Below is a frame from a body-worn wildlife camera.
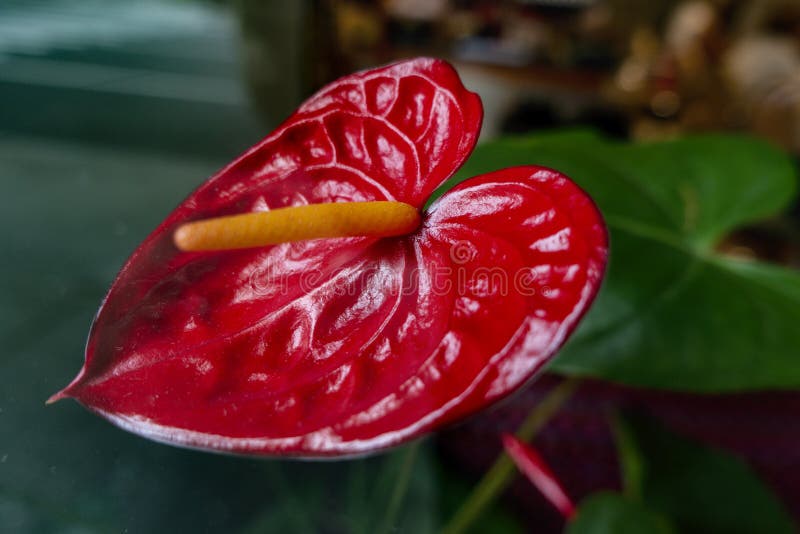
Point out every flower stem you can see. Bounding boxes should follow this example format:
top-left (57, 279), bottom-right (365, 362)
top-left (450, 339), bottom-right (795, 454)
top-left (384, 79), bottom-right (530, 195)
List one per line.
top-left (377, 441), bottom-right (421, 534)
top-left (439, 377), bottom-right (582, 534)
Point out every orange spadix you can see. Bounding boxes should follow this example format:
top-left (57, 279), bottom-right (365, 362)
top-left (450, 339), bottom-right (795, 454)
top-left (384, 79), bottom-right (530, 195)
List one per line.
top-left (173, 201), bottom-right (421, 252)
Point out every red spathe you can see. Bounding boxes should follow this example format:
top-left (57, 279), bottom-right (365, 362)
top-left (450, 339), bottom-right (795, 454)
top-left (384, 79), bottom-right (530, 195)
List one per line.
top-left (54, 58), bottom-right (607, 456)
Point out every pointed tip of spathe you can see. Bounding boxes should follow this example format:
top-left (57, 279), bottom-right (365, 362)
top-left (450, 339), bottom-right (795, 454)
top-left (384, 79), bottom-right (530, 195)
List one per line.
top-left (47, 367), bottom-right (89, 406)
top-left (46, 377), bottom-right (81, 405)
top-left (45, 389), bottom-right (69, 405)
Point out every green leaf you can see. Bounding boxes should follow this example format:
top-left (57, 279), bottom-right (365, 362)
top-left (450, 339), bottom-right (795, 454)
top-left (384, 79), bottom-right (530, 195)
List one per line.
top-left (567, 492), bottom-right (676, 534)
top-left (621, 416), bottom-right (796, 534)
top-left (453, 131), bottom-right (800, 391)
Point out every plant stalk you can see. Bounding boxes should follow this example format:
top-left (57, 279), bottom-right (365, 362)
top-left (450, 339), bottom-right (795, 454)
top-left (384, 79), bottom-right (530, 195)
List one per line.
top-left (377, 441), bottom-right (421, 534)
top-left (440, 377), bottom-right (583, 534)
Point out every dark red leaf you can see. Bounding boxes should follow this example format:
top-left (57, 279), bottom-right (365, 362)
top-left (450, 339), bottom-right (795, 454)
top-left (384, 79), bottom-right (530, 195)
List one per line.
top-left (53, 58), bottom-right (607, 456)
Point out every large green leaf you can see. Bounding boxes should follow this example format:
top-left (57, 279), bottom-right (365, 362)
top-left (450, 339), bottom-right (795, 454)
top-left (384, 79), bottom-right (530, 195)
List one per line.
top-left (448, 132), bottom-right (800, 391)
top-left (617, 416), bottom-right (796, 534)
top-left (566, 492), bottom-right (676, 534)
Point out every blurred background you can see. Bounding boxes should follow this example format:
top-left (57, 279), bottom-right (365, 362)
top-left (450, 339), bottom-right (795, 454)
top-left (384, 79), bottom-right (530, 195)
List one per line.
top-left (5, 0), bottom-right (800, 155)
top-left (2, 0), bottom-right (800, 532)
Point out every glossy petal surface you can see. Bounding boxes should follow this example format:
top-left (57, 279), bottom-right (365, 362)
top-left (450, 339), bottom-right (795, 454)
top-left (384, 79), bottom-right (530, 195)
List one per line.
top-left (56, 59), bottom-right (606, 456)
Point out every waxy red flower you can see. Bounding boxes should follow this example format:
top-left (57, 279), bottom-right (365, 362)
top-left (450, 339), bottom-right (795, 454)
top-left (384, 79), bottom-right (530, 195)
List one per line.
top-left (52, 58), bottom-right (607, 456)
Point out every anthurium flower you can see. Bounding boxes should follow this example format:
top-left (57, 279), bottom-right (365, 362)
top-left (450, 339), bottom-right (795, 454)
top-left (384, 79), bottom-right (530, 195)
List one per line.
top-left (51, 58), bottom-right (607, 456)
